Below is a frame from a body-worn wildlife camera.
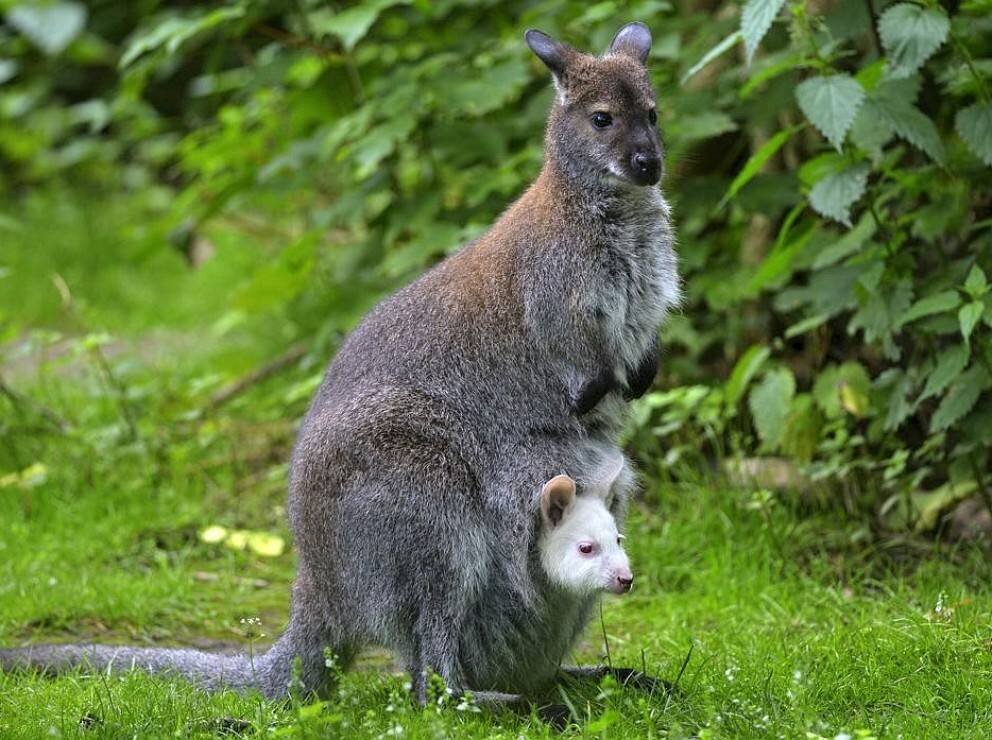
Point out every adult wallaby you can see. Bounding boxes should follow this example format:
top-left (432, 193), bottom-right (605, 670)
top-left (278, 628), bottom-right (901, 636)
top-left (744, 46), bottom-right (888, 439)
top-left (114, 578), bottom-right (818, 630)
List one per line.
top-left (1, 22), bottom-right (679, 707)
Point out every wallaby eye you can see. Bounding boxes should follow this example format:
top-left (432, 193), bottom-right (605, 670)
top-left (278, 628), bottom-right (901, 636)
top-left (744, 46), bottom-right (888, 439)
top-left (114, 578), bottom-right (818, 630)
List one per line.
top-left (591, 112), bottom-right (613, 129)
top-left (578, 542), bottom-right (595, 555)
top-left (648, 109), bottom-right (657, 125)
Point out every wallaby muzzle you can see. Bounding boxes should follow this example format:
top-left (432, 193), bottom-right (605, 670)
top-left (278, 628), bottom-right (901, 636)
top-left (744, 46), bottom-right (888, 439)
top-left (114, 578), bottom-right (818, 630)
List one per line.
top-left (630, 150), bottom-right (661, 186)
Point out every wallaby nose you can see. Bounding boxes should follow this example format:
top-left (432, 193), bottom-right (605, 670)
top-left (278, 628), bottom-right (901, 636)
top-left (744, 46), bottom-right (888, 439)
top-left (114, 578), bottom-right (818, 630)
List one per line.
top-left (630, 152), bottom-right (661, 185)
top-left (615, 571), bottom-right (634, 593)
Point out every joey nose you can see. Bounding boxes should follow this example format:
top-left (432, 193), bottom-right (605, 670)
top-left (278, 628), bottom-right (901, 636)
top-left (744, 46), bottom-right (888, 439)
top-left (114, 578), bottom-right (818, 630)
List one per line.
top-left (615, 570), bottom-right (634, 593)
top-left (630, 152), bottom-right (661, 185)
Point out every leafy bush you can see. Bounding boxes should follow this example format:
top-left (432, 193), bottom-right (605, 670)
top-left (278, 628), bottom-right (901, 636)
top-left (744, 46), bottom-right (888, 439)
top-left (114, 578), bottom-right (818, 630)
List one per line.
top-left (1, 0), bottom-right (990, 529)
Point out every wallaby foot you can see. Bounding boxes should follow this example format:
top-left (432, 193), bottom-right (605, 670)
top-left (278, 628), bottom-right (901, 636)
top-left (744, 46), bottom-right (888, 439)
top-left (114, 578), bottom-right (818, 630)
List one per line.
top-left (537, 702), bottom-right (572, 730)
top-left (559, 665), bottom-right (676, 696)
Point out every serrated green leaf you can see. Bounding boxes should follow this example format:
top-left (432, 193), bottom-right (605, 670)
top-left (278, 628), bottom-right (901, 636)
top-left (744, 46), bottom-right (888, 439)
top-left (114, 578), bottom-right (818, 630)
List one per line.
top-left (960, 301), bottom-right (984, 342)
top-left (725, 345), bottom-right (771, 407)
top-left (920, 344), bottom-right (969, 400)
top-left (883, 371), bottom-right (914, 431)
top-left (120, 7), bottom-right (245, 67)
top-left (848, 102), bottom-right (894, 160)
top-left (808, 163), bottom-right (869, 226)
top-left (813, 362), bottom-right (872, 418)
top-left (867, 81), bottom-right (945, 164)
top-left (930, 367), bottom-right (986, 432)
top-left (309, 0), bottom-right (411, 51)
top-left (749, 368), bottom-right (796, 449)
top-left (6, 2), bottom-right (86, 56)
top-left (741, 0), bottom-right (787, 64)
top-left (682, 30), bottom-right (741, 84)
top-left (878, 4), bottom-right (950, 79)
top-left (901, 290), bottom-right (961, 325)
top-left (813, 214), bottom-right (876, 269)
top-left (795, 74), bottom-right (865, 151)
top-left (720, 126), bottom-right (798, 206)
top-left (0, 59), bottom-right (18, 85)
top-left (964, 265), bottom-right (989, 297)
top-left (956, 102), bottom-right (992, 166)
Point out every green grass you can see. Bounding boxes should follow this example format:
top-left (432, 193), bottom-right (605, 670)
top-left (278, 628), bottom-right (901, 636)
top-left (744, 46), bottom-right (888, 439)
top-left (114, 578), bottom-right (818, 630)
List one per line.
top-left (2, 188), bottom-right (991, 737)
top-left (2, 437), bottom-right (991, 738)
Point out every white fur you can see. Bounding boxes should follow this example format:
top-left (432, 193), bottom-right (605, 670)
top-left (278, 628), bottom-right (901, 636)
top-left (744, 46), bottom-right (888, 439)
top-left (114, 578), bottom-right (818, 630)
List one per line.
top-left (539, 493), bottom-right (631, 595)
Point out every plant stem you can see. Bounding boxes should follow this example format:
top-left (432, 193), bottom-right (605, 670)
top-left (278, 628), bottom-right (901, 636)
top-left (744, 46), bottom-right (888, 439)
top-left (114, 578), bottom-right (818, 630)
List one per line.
top-left (949, 31), bottom-right (991, 104)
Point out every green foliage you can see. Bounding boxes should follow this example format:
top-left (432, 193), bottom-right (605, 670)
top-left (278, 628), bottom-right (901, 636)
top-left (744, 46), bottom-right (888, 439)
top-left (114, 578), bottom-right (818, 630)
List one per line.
top-left (795, 74), bottom-right (865, 151)
top-left (1, 0), bottom-right (991, 534)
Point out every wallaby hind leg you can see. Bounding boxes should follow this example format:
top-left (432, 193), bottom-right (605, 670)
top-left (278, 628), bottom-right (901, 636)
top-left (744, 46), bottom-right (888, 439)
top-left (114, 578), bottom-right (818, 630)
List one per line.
top-left (255, 573), bottom-right (357, 699)
top-left (409, 614), bottom-right (526, 712)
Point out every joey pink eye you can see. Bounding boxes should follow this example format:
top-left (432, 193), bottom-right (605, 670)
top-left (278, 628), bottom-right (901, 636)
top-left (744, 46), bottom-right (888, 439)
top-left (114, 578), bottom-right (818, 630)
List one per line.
top-left (578, 543), bottom-right (595, 555)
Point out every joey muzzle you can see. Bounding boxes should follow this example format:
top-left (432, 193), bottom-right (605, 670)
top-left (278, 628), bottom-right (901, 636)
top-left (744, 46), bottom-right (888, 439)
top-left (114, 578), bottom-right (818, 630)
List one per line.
top-left (612, 568), bottom-right (634, 594)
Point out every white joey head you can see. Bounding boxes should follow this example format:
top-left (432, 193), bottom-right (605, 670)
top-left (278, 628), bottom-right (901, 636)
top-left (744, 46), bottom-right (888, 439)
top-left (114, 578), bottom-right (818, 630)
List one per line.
top-left (538, 473), bottom-right (633, 596)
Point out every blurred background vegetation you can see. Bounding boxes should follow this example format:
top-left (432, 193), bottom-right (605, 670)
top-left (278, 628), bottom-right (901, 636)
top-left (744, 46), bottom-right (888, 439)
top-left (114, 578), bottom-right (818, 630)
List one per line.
top-left (1, 0), bottom-right (991, 540)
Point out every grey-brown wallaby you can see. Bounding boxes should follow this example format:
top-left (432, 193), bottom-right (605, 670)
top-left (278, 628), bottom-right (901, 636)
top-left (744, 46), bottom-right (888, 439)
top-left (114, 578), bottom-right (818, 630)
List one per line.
top-left (1, 22), bottom-right (679, 712)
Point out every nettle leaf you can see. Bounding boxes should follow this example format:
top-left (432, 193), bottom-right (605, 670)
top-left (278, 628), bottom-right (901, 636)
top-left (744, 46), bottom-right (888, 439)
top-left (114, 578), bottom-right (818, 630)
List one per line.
top-left (930, 367), bottom-right (987, 433)
top-left (960, 301), bottom-right (984, 342)
top-left (808, 163), bottom-right (869, 226)
top-left (867, 81), bottom-right (945, 164)
top-left (878, 3), bottom-right (950, 79)
top-left (795, 74), bottom-right (865, 151)
top-left (849, 103), bottom-right (894, 160)
top-left (6, 1), bottom-right (87, 56)
top-left (882, 370), bottom-right (914, 431)
top-left (920, 344), bottom-right (969, 400)
top-left (748, 367), bottom-right (796, 449)
top-left (310, 0), bottom-right (411, 51)
top-left (956, 103), bottom-right (992, 166)
top-left (849, 277), bottom-right (913, 359)
top-left (813, 362), bottom-right (872, 418)
top-left (964, 265), bottom-right (989, 297)
top-left (741, 0), bottom-right (787, 65)
top-left (120, 7), bottom-right (246, 67)
top-left (901, 289), bottom-right (961, 325)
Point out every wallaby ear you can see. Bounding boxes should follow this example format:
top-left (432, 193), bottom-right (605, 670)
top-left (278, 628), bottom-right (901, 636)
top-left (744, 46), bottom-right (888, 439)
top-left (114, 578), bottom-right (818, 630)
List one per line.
top-left (588, 450), bottom-right (626, 502)
top-left (541, 474), bottom-right (576, 528)
top-left (608, 22), bottom-right (652, 64)
top-left (525, 29), bottom-right (570, 81)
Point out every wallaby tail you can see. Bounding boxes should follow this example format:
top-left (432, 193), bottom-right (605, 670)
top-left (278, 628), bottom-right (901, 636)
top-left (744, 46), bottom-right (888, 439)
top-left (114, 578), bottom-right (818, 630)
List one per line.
top-left (0, 643), bottom-right (258, 690)
top-left (0, 626), bottom-right (335, 699)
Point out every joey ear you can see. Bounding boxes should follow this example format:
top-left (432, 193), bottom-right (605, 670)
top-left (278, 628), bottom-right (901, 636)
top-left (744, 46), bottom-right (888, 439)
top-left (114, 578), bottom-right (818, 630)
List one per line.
top-left (608, 22), bottom-right (652, 64)
top-left (541, 474), bottom-right (576, 528)
top-left (525, 29), bottom-right (571, 82)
